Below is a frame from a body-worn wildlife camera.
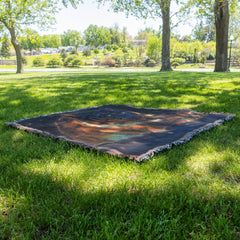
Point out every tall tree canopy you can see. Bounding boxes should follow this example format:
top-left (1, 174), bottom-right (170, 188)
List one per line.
top-left (97, 0), bottom-right (182, 71)
top-left (0, 0), bottom-right (82, 73)
top-left (84, 25), bottom-right (111, 47)
top-left (61, 30), bottom-right (83, 49)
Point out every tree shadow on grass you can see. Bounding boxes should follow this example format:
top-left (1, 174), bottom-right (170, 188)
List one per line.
top-left (1, 143), bottom-right (240, 239)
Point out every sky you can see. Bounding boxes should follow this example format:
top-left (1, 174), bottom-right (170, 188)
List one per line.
top-left (40, 1), bottom-right (195, 37)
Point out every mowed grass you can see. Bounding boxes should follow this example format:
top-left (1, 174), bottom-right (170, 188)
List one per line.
top-left (0, 71), bottom-right (239, 239)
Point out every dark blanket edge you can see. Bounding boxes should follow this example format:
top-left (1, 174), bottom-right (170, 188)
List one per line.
top-left (137, 113), bottom-right (236, 162)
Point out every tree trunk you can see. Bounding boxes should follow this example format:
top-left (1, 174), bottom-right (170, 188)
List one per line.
top-left (160, 0), bottom-right (172, 71)
top-left (9, 27), bottom-right (24, 73)
top-left (214, 0), bottom-right (229, 72)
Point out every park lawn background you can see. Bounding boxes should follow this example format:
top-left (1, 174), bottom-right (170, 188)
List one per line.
top-left (0, 71), bottom-right (239, 239)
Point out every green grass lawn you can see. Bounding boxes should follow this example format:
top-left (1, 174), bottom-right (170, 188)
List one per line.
top-left (0, 71), bottom-right (239, 239)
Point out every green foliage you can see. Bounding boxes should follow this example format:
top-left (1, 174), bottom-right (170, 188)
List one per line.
top-left (123, 53), bottom-right (131, 66)
top-left (84, 25), bottom-right (111, 47)
top-left (33, 56), bottom-right (45, 67)
top-left (71, 57), bottom-right (83, 67)
top-left (22, 56), bottom-right (28, 65)
top-left (61, 30), bottom-right (83, 49)
top-left (109, 24), bottom-right (121, 45)
top-left (135, 28), bottom-right (154, 42)
top-left (171, 62), bottom-right (180, 68)
top-left (0, 37), bottom-right (11, 59)
top-left (171, 39), bottom-right (216, 62)
top-left (193, 49), bottom-right (199, 64)
top-left (171, 58), bottom-right (186, 65)
top-left (103, 49), bottom-right (108, 55)
top-left (19, 29), bottom-right (42, 51)
top-left (0, 0), bottom-right (60, 32)
top-left (47, 57), bottom-right (63, 68)
top-left (122, 47), bottom-right (128, 53)
top-left (112, 43), bottom-right (119, 51)
top-left (40, 34), bottom-right (61, 48)
top-left (64, 55), bottom-right (83, 67)
top-left (94, 58), bottom-right (101, 66)
top-left (70, 48), bottom-right (78, 55)
top-left (64, 55), bottom-right (76, 66)
top-left (112, 55), bottom-right (123, 67)
top-left (106, 44), bottom-right (112, 51)
top-left (144, 58), bottom-right (156, 67)
top-left (93, 48), bottom-right (100, 54)
top-left (133, 58), bottom-right (144, 67)
top-left (146, 36), bottom-right (161, 62)
top-left (193, 21), bottom-right (215, 42)
top-left (229, 5), bottom-right (240, 41)
top-left (114, 49), bottom-right (124, 55)
top-left (82, 49), bottom-right (91, 57)
top-left (135, 45), bottom-right (146, 59)
top-left (60, 49), bottom-right (68, 60)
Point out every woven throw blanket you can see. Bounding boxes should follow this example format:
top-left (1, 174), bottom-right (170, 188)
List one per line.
top-left (5, 105), bottom-right (235, 162)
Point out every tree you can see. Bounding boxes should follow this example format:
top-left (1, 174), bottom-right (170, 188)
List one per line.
top-left (1, 36), bottom-right (11, 59)
top-left (214, 0), bottom-right (229, 71)
top-left (0, 0), bottom-right (82, 73)
top-left (40, 34), bottom-right (61, 48)
top-left (146, 36), bottom-right (162, 63)
top-left (134, 28), bottom-right (154, 44)
top-left (193, 21), bottom-right (215, 42)
top-left (96, 0), bottom-right (177, 71)
top-left (61, 30), bottom-right (83, 49)
top-left (109, 24), bottom-right (121, 46)
top-left (229, 5), bottom-right (240, 40)
top-left (84, 25), bottom-right (111, 47)
top-left (20, 29), bottom-right (42, 51)
top-left (188, 0), bottom-right (239, 72)
top-left (121, 27), bottom-right (129, 44)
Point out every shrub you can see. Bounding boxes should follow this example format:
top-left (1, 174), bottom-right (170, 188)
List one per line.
top-left (70, 48), bottom-right (78, 55)
top-left (94, 48), bottom-right (99, 54)
top-left (123, 53), bottom-right (130, 67)
top-left (126, 60), bottom-right (134, 67)
top-left (170, 58), bottom-right (185, 65)
top-left (133, 58), bottom-right (143, 67)
top-left (71, 57), bottom-right (83, 67)
top-left (94, 58), bottom-right (101, 66)
top-left (114, 49), bottom-right (124, 55)
top-left (112, 44), bottom-right (119, 51)
top-left (64, 56), bottom-right (75, 66)
top-left (112, 55), bottom-right (123, 67)
top-left (102, 57), bottom-right (116, 67)
top-left (47, 57), bottom-right (62, 68)
top-left (103, 49), bottom-right (108, 55)
top-left (60, 49), bottom-right (68, 60)
top-left (171, 62), bottom-right (180, 68)
top-left (33, 56), bottom-right (45, 67)
top-left (122, 47), bottom-right (128, 53)
top-left (22, 56), bottom-right (28, 65)
top-left (200, 56), bottom-right (207, 64)
top-left (144, 58), bottom-right (156, 67)
top-left (106, 45), bottom-right (112, 51)
top-left (82, 49), bottom-right (91, 57)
